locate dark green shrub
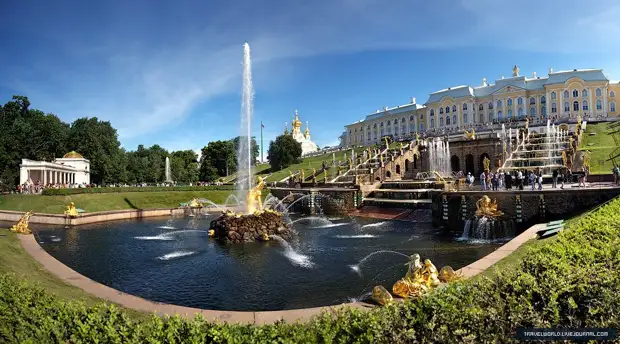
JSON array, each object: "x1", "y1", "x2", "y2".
[{"x1": 1, "y1": 197, "x2": 619, "y2": 342}]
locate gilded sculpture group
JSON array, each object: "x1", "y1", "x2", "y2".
[{"x1": 372, "y1": 253, "x2": 461, "y2": 306}]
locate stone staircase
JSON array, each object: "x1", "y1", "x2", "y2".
[{"x1": 362, "y1": 180, "x2": 441, "y2": 208}]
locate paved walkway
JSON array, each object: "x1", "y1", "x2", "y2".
[{"x1": 18, "y1": 222, "x2": 546, "y2": 324}]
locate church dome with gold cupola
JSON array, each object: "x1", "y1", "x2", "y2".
[
  {"x1": 284, "y1": 109, "x2": 318, "y2": 156},
  {"x1": 63, "y1": 151, "x2": 84, "y2": 159}
]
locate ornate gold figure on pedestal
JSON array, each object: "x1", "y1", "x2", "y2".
[
  {"x1": 64, "y1": 202, "x2": 79, "y2": 217},
  {"x1": 583, "y1": 151, "x2": 591, "y2": 170},
  {"x1": 300, "y1": 169, "x2": 305, "y2": 182},
  {"x1": 475, "y1": 195, "x2": 504, "y2": 218},
  {"x1": 372, "y1": 285, "x2": 393, "y2": 305},
  {"x1": 483, "y1": 157, "x2": 491, "y2": 173},
  {"x1": 188, "y1": 198, "x2": 203, "y2": 208},
  {"x1": 246, "y1": 176, "x2": 265, "y2": 214},
  {"x1": 464, "y1": 128, "x2": 476, "y2": 140},
  {"x1": 562, "y1": 151, "x2": 567, "y2": 167},
  {"x1": 10, "y1": 211, "x2": 33, "y2": 234},
  {"x1": 388, "y1": 253, "x2": 459, "y2": 300},
  {"x1": 384, "y1": 137, "x2": 389, "y2": 149},
  {"x1": 312, "y1": 168, "x2": 317, "y2": 184}
]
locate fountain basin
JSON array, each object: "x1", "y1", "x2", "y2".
[{"x1": 210, "y1": 211, "x2": 292, "y2": 243}]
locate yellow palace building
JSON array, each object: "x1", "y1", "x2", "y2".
[{"x1": 340, "y1": 66, "x2": 620, "y2": 148}]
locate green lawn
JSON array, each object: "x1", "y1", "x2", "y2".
[
  {"x1": 0, "y1": 230, "x2": 149, "y2": 320},
  {"x1": 0, "y1": 190, "x2": 236, "y2": 213},
  {"x1": 579, "y1": 122, "x2": 620, "y2": 174},
  {"x1": 221, "y1": 163, "x2": 271, "y2": 183}
]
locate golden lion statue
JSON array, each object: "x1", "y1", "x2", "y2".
[
  {"x1": 246, "y1": 176, "x2": 265, "y2": 214},
  {"x1": 388, "y1": 254, "x2": 460, "y2": 300},
  {"x1": 10, "y1": 211, "x2": 33, "y2": 235}
]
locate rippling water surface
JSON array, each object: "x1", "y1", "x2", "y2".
[{"x1": 32, "y1": 215, "x2": 501, "y2": 311}]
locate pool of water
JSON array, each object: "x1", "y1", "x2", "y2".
[{"x1": 32, "y1": 215, "x2": 502, "y2": 311}]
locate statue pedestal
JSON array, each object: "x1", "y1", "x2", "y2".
[{"x1": 209, "y1": 211, "x2": 292, "y2": 243}]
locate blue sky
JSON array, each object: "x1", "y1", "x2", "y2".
[{"x1": 2, "y1": 0, "x2": 620, "y2": 159}]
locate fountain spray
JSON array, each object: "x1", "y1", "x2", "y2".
[{"x1": 238, "y1": 42, "x2": 255, "y2": 212}]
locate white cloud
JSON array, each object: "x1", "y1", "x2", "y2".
[{"x1": 5, "y1": 0, "x2": 620, "y2": 151}]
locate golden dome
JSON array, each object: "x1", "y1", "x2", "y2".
[
  {"x1": 292, "y1": 110, "x2": 302, "y2": 128},
  {"x1": 63, "y1": 151, "x2": 83, "y2": 159}
]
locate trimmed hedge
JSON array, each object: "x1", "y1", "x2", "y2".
[
  {"x1": 42, "y1": 185, "x2": 235, "y2": 196},
  {"x1": 1, "y1": 197, "x2": 620, "y2": 343}
]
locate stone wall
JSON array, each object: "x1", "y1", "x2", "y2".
[
  {"x1": 433, "y1": 188, "x2": 620, "y2": 232},
  {"x1": 447, "y1": 136, "x2": 502, "y2": 176},
  {"x1": 0, "y1": 208, "x2": 189, "y2": 226},
  {"x1": 269, "y1": 187, "x2": 360, "y2": 215}
]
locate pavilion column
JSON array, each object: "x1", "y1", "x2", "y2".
[{"x1": 43, "y1": 169, "x2": 47, "y2": 185}]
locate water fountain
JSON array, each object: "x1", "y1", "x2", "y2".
[
  {"x1": 207, "y1": 43, "x2": 293, "y2": 243},
  {"x1": 460, "y1": 195, "x2": 515, "y2": 241},
  {"x1": 165, "y1": 156, "x2": 172, "y2": 183},
  {"x1": 426, "y1": 137, "x2": 451, "y2": 178}
]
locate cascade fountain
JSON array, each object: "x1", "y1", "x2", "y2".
[
  {"x1": 425, "y1": 137, "x2": 451, "y2": 179},
  {"x1": 165, "y1": 156, "x2": 172, "y2": 183},
  {"x1": 208, "y1": 42, "x2": 293, "y2": 243},
  {"x1": 460, "y1": 195, "x2": 515, "y2": 241}
]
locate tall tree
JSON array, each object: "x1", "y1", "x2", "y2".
[
  {"x1": 199, "y1": 141, "x2": 235, "y2": 181},
  {"x1": 230, "y1": 136, "x2": 260, "y2": 165},
  {"x1": 267, "y1": 134, "x2": 302, "y2": 171},
  {"x1": 170, "y1": 150, "x2": 199, "y2": 183},
  {"x1": 68, "y1": 117, "x2": 123, "y2": 185}
]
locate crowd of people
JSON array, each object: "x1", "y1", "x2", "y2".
[{"x1": 463, "y1": 167, "x2": 591, "y2": 191}]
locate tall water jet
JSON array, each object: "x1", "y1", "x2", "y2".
[
  {"x1": 238, "y1": 42, "x2": 255, "y2": 212},
  {"x1": 165, "y1": 156, "x2": 172, "y2": 183}
]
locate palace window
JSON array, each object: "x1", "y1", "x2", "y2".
[
  {"x1": 582, "y1": 100, "x2": 588, "y2": 111},
  {"x1": 573, "y1": 89, "x2": 578, "y2": 97},
  {"x1": 518, "y1": 97, "x2": 524, "y2": 105},
  {"x1": 497, "y1": 99, "x2": 503, "y2": 108},
  {"x1": 367, "y1": 125, "x2": 371, "y2": 130},
  {"x1": 551, "y1": 102, "x2": 557, "y2": 113},
  {"x1": 508, "y1": 109, "x2": 513, "y2": 118},
  {"x1": 463, "y1": 103, "x2": 468, "y2": 110},
  {"x1": 564, "y1": 101, "x2": 570, "y2": 112},
  {"x1": 573, "y1": 101, "x2": 579, "y2": 111},
  {"x1": 488, "y1": 102, "x2": 494, "y2": 109},
  {"x1": 479, "y1": 104, "x2": 484, "y2": 111},
  {"x1": 518, "y1": 108, "x2": 524, "y2": 117},
  {"x1": 507, "y1": 98, "x2": 513, "y2": 106},
  {"x1": 453, "y1": 115, "x2": 457, "y2": 125},
  {"x1": 367, "y1": 132, "x2": 371, "y2": 140},
  {"x1": 445, "y1": 106, "x2": 450, "y2": 113},
  {"x1": 542, "y1": 106, "x2": 546, "y2": 116},
  {"x1": 551, "y1": 92, "x2": 556, "y2": 100},
  {"x1": 596, "y1": 88, "x2": 602, "y2": 97},
  {"x1": 373, "y1": 123, "x2": 377, "y2": 128},
  {"x1": 354, "y1": 128, "x2": 357, "y2": 132},
  {"x1": 611, "y1": 91, "x2": 616, "y2": 98},
  {"x1": 408, "y1": 123, "x2": 414, "y2": 132},
  {"x1": 402, "y1": 124, "x2": 406, "y2": 133},
  {"x1": 445, "y1": 116, "x2": 450, "y2": 125},
  {"x1": 564, "y1": 90, "x2": 569, "y2": 99},
  {"x1": 394, "y1": 126, "x2": 398, "y2": 135},
  {"x1": 452, "y1": 105, "x2": 457, "y2": 112},
  {"x1": 596, "y1": 99, "x2": 602, "y2": 110},
  {"x1": 387, "y1": 120, "x2": 391, "y2": 126},
  {"x1": 541, "y1": 96, "x2": 546, "y2": 104},
  {"x1": 463, "y1": 113, "x2": 468, "y2": 123},
  {"x1": 611, "y1": 101, "x2": 616, "y2": 112},
  {"x1": 431, "y1": 118, "x2": 435, "y2": 127},
  {"x1": 439, "y1": 108, "x2": 444, "y2": 114},
  {"x1": 530, "y1": 107, "x2": 536, "y2": 116},
  {"x1": 381, "y1": 128, "x2": 384, "y2": 136},
  {"x1": 497, "y1": 110, "x2": 503, "y2": 120},
  {"x1": 419, "y1": 114, "x2": 423, "y2": 120},
  {"x1": 582, "y1": 89, "x2": 588, "y2": 97},
  {"x1": 529, "y1": 97, "x2": 535, "y2": 105},
  {"x1": 419, "y1": 123, "x2": 424, "y2": 131},
  {"x1": 479, "y1": 113, "x2": 484, "y2": 123},
  {"x1": 489, "y1": 112, "x2": 495, "y2": 121},
  {"x1": 440, "y1": 117, "x2": 444, "y2": 126},
  {"x1": 401, "y1": 117, "x2": 406, "y2": 123}
]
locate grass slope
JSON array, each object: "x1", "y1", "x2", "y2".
[
  {"x1": 579, "y1": 122, "x2": 620, "y2": 174},
  {"x1": 0, "y1": 191, "x2": 235, "y2": 213},
  {"x1": 0, "y1": 231, "x2": 149, "y2": 320}
]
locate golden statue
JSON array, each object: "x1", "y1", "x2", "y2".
[
  {"x1": 562, "y1": 151, "x2": 567, "y2": 166},
  {"x1": 577, "y1": 114, "x2": 582, "y2": 127},
  {"x1": 384, "y1": 137, "x2": 389, "y2": 149},
  {"x1": 10, "y1": 211, "x2": 33, "y2": 234},
  {"x1": 525, "y1": 118, "x2": 529, "y2": 131},
  {"x1": 512, "y1": 65, "x2": 519, "y2": 77},
  {"x1": 415, "y1": 132, "x2": 420, "y2": 143},
  {"x1": 438, "y1": 266, "x2": 461, "y2": 283},
  {"x1": 380, "y1": 154, "x2": 384, "y2": 166},
  {"x1": 188, "y1": 198, "x2": 202, "y2": 208},
  {"x1": 64, "y1": 202, "x2": 79, "y2": 217},
  {"x1": 311, "y1": 168, "x2": 317, "y2": 184},
  {"x1": 475, "y1": 195, "x2": 504, "y2": 218},
  {"x1": 300, "y1": 169, "x2": 305, "y2": 181},
  {"x1": 324, "y1": 172, "x2": 328, "y2": 183},
  {"x1": 261, "y1": 232, "x2": 270, "y2": 241},
  {"x1": 584, "y1": 151, "x2": 591, "y2": 170},
  {"x1": 371, "y1": 285, "x2": 393, "y2": 306},
  {"x1": 464, "y1": 128, "x2": 476, "y2": 140},
  {"x1": 483, "y1": 157, "x2": 491, "y2": 173},
  {"x1": 391, "y1": 254, "x2": 454, "y2": 300},
  {"x1": 246, "y1": 176, "x2": 265, "y2": 214},
  {"x1": 208, "y1": 229, "x2": 215, "y2": 237}
]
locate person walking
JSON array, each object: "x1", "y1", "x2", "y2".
[
  {"x1": 552, "y1": 169, "x2": 558, "y2": 188},
  {"x1": 480, "y1": 171, "x2": 487, "y2": 191},
  {"x1": 529, "y1": 171, "x2": 536, "y2": 190},
  {"x1": 517, "y1": 170, "x2": 524, "y2": 190},
  {"x1": 537, "y1": 173, "x2": 543, "y2": 190},
  {"x1": 614, "y1": 166, "x2": 620, "y2": 186}
]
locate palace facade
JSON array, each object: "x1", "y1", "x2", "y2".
[{"x1": 340, "y1": 66, "x2": 620, "y2": 148}]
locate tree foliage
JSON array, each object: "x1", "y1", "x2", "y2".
[{"x1": 267, "y1": 134, "x2": 302, "y2": 171}]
